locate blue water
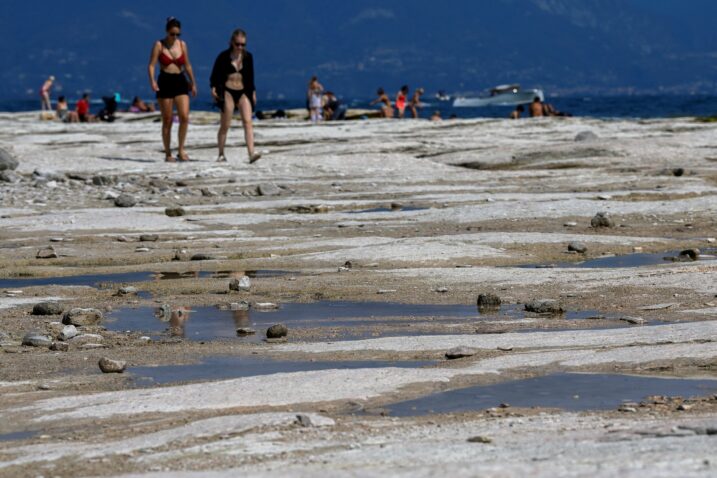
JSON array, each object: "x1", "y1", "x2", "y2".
[{"x1": 4, "y1": 95, "x2": 717, "y2": 119}]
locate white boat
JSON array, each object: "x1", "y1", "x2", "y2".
[{"x1": 453, "y1": 84, "x2": 544, "y2": 107}]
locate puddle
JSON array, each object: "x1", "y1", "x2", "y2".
[
  {"x1": 386, "y1": 373, "x2": 717, "y2": 416},
  {"x1": 347, "y1": 206, "x2": 427, "y2": 214},
  {"x1": 107, "y1": 301, "x2": 623, "y2": 342},
  {"x1": 130, "y1": 355, "x2": 434, "y2": 386},
  {"x1": 0, "y1": 270, "x2": 294, "y2": 289},
  {"x1": 518, "y1": 249, "x2": 717, "y2": 269},
  {"x1": 0, "y1": 430, "x2": 38, "y2": 442},
  {"x1": 106, "y1": 301, "x2": 482, "y2": 341}
]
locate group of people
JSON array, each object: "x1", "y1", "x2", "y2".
[
  {"x1": 370, "y1": 86, "x2": 424, "y2": 118},
  {"x1": 306, "y1": 77, "x2": 347, "y2": 122},
  {"x1": 510, "y1": 96, "x2": 570, "y2": 119},
  {"x1": 145, "y1": 17, "x2": 260, "y2": 163}
]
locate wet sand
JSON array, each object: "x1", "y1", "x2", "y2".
[{"x1": 0, "y1": 112, "x2": 716, "y2": 477}]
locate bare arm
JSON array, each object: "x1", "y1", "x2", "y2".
[
  {"x1": 181, "y1": 41, "x2": 198, "y2": 97},
  {"x1": 148, "y1": 41, "x2": 161, "y2": 92}
]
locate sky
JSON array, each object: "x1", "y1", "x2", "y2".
[{"x1": 1, "y1": 0, "x2": 716, "y2": 101}]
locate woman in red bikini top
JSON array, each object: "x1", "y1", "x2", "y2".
[
  {"x1": 395, "y1": 85, "x2": 409, "y2": 118},
  {"x1": 147, "y1": 17, "x2": 197, "y2": 162}
]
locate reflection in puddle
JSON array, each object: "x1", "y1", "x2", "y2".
[
  {"x1": 518, "y1": 249, "x2": 717, "y2": 269},
  {"x1": 130, "y1": 355, "x2": 434, "y2": 386},
  {"x1": 386, "y1": 373, "x2": 717, "y2": 416},
  {"x1": 107, "y1": 301, "x2": 620, "y2": 342},
  {"x1": 0, "y1": 270, "x2": 294, "y2": 289}
]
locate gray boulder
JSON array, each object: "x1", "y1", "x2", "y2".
[
  {"x1": 114, "y1": 194, "x2": 137, "y2": 208},
  {"x1": 591, "y1": 212, "x2": 615, "y2": 228},
  {"x1": 22, "y1": 332, "x2": 52, "y2": 348},
  {"x1": 229, "y1": 276, "x2": 251, "y2": 292},
  {"x1": 525, "y1": 299, "x2": 564, "y2": 315},
  {"x1": 62, "y1": 308, "x2": 104, "y2": 326},
  {"x1": 477, "y1": 293, "x2": 501, "y2": 308},
  {"x1": 165, "y1": 207, "x2": 186, "y2": 217},
  {"x1": 0, "y1": 170, "x2": 21, "y2": 183},
  {"x1": 575, "y1": 131, "x2": 598, "y2": 142},
  {"x1": 32, "y1": 302, "x2": 64, "y2": 316},
  {"x1": 568, "y1": 242, "x2": 588, "y2": 253},
  {"x1": 58, "y1": 325, "x2": 78, "y2": 341},
  {"x1": 98, "y1": 357, "x2": 126, "y2": 373},
  {"x1": 445, "y1": 346, "x2": 477, "y2": 359},
  {"x1": 257, "y1": 183, "x2": 282, "y2": 196},
  {"x1": 266, "y1": 323, "x2": 288, "y2": 338},
  {"x1": 0, "y1": 148, "x2": 19, "y2": 171}
]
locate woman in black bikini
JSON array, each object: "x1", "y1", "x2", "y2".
[
  {"x1": 148, "y1": 17, "x2": 197, "y2": 162},
  {"x1": 210, "y1": 28, "x2": 260, "y2": 164}
]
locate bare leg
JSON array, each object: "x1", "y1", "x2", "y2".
[
  {"x1": 237, "y1": 94, "x2": 259, "y2": 162},
  {"x1": 217, "y1": 91, "x2": 236, "y2": 159},
  {"x1": 175, "y1": 94, "x2": 190, "y2": 160},
  {"x1": 411, "y1": 105, "x2": 418, "y2": 119},
  {"x1": 158, "y1": 98, "x2": 175, "y2": 160},
  {"x1": 41, "y1": 93, "x2": 50, "y2": 111}
]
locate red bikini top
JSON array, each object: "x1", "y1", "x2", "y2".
[{"x1": 158, "y1": 42, "x2": 186, "y2": 67}]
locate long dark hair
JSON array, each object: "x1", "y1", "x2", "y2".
[{"x1": 166, "y1": 16, "x2": 181, "y2": 31}]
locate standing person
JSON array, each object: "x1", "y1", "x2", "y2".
[
  {"x1": 395, "y1": 85, "x2": 409, "y2": 118},
  {"x1": 370, "y1": 88, "x2": 393, "y2": 118},
  {"x1": 40, "y1": 76, "x2": 55, "y2": 112},
  {"x1": 529, "y1": 96, "x2": 544, "y2": 117},
  {"x1": 307, "y1": 76, "x2": 324, "y2": 122},
  {"x1": 148, "y1": 17, "x2": 198, "y2": 162},
  {"x1": 409, "y1": 87, "x2": 424, "y2": 118},
  {"x1": 210, "y1": 28, "x2": 261, "y2": 164}
]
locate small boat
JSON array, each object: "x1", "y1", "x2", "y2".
[
  {"x1": 453, "y1": 84, "x2": 544, "y2": 107},
  {"x1": 434, "y1": 90, "x2": 451, "y2": 102}
]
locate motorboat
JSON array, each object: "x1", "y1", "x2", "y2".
[{"x1": 452, "y1": 84, "x2": 544, "y2": 107}]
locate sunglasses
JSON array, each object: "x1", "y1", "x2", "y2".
[
  {"x1": 169, "y1": 32, "x2": 181, "y2": 37},
  {"x1": 233, "y1": 41, "x2": 246, "y2": 47}
]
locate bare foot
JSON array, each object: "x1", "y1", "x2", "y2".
[
  {"x1": 165, "y1": 154, "x2": 176, "y2": 163},
  {"x1": 177, "y1": 151, "x2": 190, "y2": 162},
  {"x1": 217, "y1": 154, "x2": 227, "y2": 162},
  {"x1": 249, "y1": 152, "x2": 262, "y2": 164}
]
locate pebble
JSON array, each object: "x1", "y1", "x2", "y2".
[
  {"x1": 597, "y1": 194, "x2": 612, "y2": 200},
  {"x1": 707, "y1": 238, "x2": 716, "y2": 243},
  {"x1": 117, "y1": 286, "x2": 138, "y2": 296},
  {"x1": 50, "y1": 341, "x2": 69, "y2": 352},
  {"x1": 103, "y1": 190, "x2": 119, "y2": 200},
  {"x1": 230, "y1": 301, "x2": 250, "y2": 311},
  {"x1": 254, "y1": 302, "x2": 279, "y2": 310},
  {"x1": 236, "y1": 327, "x2": 256, "y2": 336},
  {"x1": 116, "y1": 235, "x2": 130, "y2": 242},
  {"x1": 62, "y1": 308, "x2": 104, "y2": 326},
  {"x1": 32, "y1": 301, "x2": 64, "y2": 316},
  {"x1": 165, "y1": 207, "x2": 186, "y2": 217},
  {"x1": 434, "y1": 287, "x2": 448, "y2": 293},
  {"x1": 200, "y1": 187, "x2": 217, "y2": 197},
  {"x1": 3, "y1": 290, "x2": 23, "y2": 297},
  {"x1": 672, "y1": 168, "x2": 685, "y2": 177},
  {"x1": 257, "y1": 183, "x2": 282, "y2": 196},
  {"x1": 678, "y1": 248, "x2": 700, "y2": 261},
  {"x1": 266, "y1": 323, "x2": 288, "y2": 338},
  {"x1": 445, "y1": 346, "x2": 477, "y2": 359},
  {"x1": 574, "y1": 131, "x2": 598, "y2": 142},
  {"x1": 191, "y1": 253, "x2": 216, "y2": 261},
  {"x1": 619, "y1": 316, "x2": 646, "y2": 325},
  {"x1": 377, "y1": 289, "x2": 397, "y2": 294},
  {"x1": 98, "y1": 357, "x2": 127, "y2": 373},
  {"x1": 92, "y1": 175, "x2": 114, "y2": 186},
  {"x1": 49, "y1": 237, "x2": 64, "y2": 242},
  {"x1": 524, "y1": 299, "x2": 563, "y2": 315},
  {"x1": 139, "y1": 234, "x2": 159, "y2": 242},
  {"x1": 467, "y1": 435, "x2": 493, "y2": 443},
  {"x1": 114, "y1": 194, "x2": 137, "y2": 208},
  {"x1": 22, "y1": 332, "x2": 52, "y2": 348},
  {"x1": 591, "y1": 212, "x2": 615, "y2": 228},
  {"x1": 36, "y1": 246, "x2": 59, "y2": 259},
  {"x1": 229, "y1": 276, "x2": 251, "y2": 292},
  {"x1": 497, "y1": 346, "x2": 514, "y2": 351},
  {"x1": 477, "y1": 293, "x2": 501, "y2": 308},
  {"x1": 81, "y1": 343, "x2": 107, "y2": 350},
  {"x1": 58, "y1": 325, "x2": 77, "y2": 341},
  {"x1": 563, "y1": 221, "x2": 578, "y2": 227},
  {"x1": 567, "y1": 242, "x2": 587, "y2": 253}
]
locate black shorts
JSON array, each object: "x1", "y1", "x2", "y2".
[{"x1": 157, "y1": 71, "x2": 189, "y2": 99}]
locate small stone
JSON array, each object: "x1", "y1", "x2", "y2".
[
  {"x1": 672, "y1": 168, "x2": 685, "y2": 177},
  {"x1": 266, "y1": 323, "x2": 288, "y2": 338},
  {"x1": 173, "y1": 249, "x2": 189, "y2": 261},
  {"x1": 32, "y1": 302, "x2": 64, "y2": 316},
  {"x1": 155, "y1": 304, "x2": 172, "y2": 322},
  {"x1": 254, "y1": 302, "x2": 279, "y2": 310},
  {"x1": 497, "y1": 346, "x2": 513, "y2": 351},
  {"x1": 678, "y1": 248, "x2": 700, "y2": 261},
  {"x1": 114, "y1": 194, "x2": 137, "y2": 208},
  {"x1": 477, "y1": 293, "x2": 501, "y2": 308},
  {"x1": 574, "y1": 131, "x2": 598, "y2": 142},
  {"x1": 236, "y1": 327, "x2": 256, "y2": 336},
  {"x1": 295, "y1": 414, "x2": 313, "y2": 427},
  {"x1": 677, "y1": 403, "x2": 693, "y2": 411},
  {"x1": 445, "y1": 346, "x2": 477, "y2": 359},
  {"x1": 0, "y1": 170, "x2": 21, "y2": 183},
  {"x1": 200, "y1": 187, "x2": 217, "y2": 197},
  {"x1": 139, "y1": 234, "x2": 159, "y2": 242},
  {"x1": 525, "y1": 299, "x2": 563, "y2": 315},
  {"x1": 618, "y1": 405, "x2": 638, "y2": 413},
  {"x1": 116, "y1": 235, "x2": 130, "y2": 242},
  {"x1": 36, "y1": 246, "x2": 59, "y2": 259},
  {"x1": 165, "y1": 207, "x2": 186, "y2": 217},
  {"x1": 377, "y1": 289, "x2": 397, "y2": 294},
  {"x1": 103, "y1": 190, "x2": 119, "y2": 200},
  {"x1": 633, "y1": 246, "x2": 643, "y2": 252},
  {"x1": 135, "y1": 247, "x2": 150, "y2": 253},
  {"x1": 62, "y1": 308, "x2": 104, "y2": 326},
  {"x1": 467, "y1": 435, "x2": 492, "y2": 443},
  {"x1": 50, "y1": 341, "x2": 69, "y2": 352},
  {"x1": 434, "y1": 287, "x2": 448, "y2": 293},
  {"x1": 190, "y1": 253, "x2": 216, "y2": 261},
  {"x1": 619, "y1": 316, "x2": 645, "y2": 325},
  {"x1": 591, "y1": 212, "x2": 615, "y2": 228},
  {"x1": 98, "y1": 357, "x2": 126, "y2": 373},
  {"x1": 81, "y1": 343, "x2": 107, "y2": 350},
  {"x1": 229, "y1": 276, "x2": 251, "y2": 292},
  {"x1": 58, "y1": 325, "x2": 77, "y2": 341},
  {"x1": 117, "y1": 286, "x2": 138, "y2": 296},
  {"x1": 230, "y1": 301, "x2": 250, "y2": 311},
  {"x1": 257, "y1": 183, "x2": 281, "y2": 196},
  {"x1": 0, "y1": 147, "x2": 19, "y2": 171},
  {"x1": 92, "y1": 175, "x2": 114, "y2": 186},
  {"x1": 568, "y1": 242, "x2": 587, "y2": 253},
  {"x1": 563, "y1": 221, "x2": 578, "y2": 227},
  {"x1": 22, "y1": 332, "x2": 52, "y2": 348}
]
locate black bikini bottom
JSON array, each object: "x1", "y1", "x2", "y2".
[{"x1": 225, "y1": 87, "x2": 246, "y2": 105}]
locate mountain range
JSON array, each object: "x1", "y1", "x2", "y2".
[{"x1": 1, "y1": 0, "x2": 716, "y2": 101}]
